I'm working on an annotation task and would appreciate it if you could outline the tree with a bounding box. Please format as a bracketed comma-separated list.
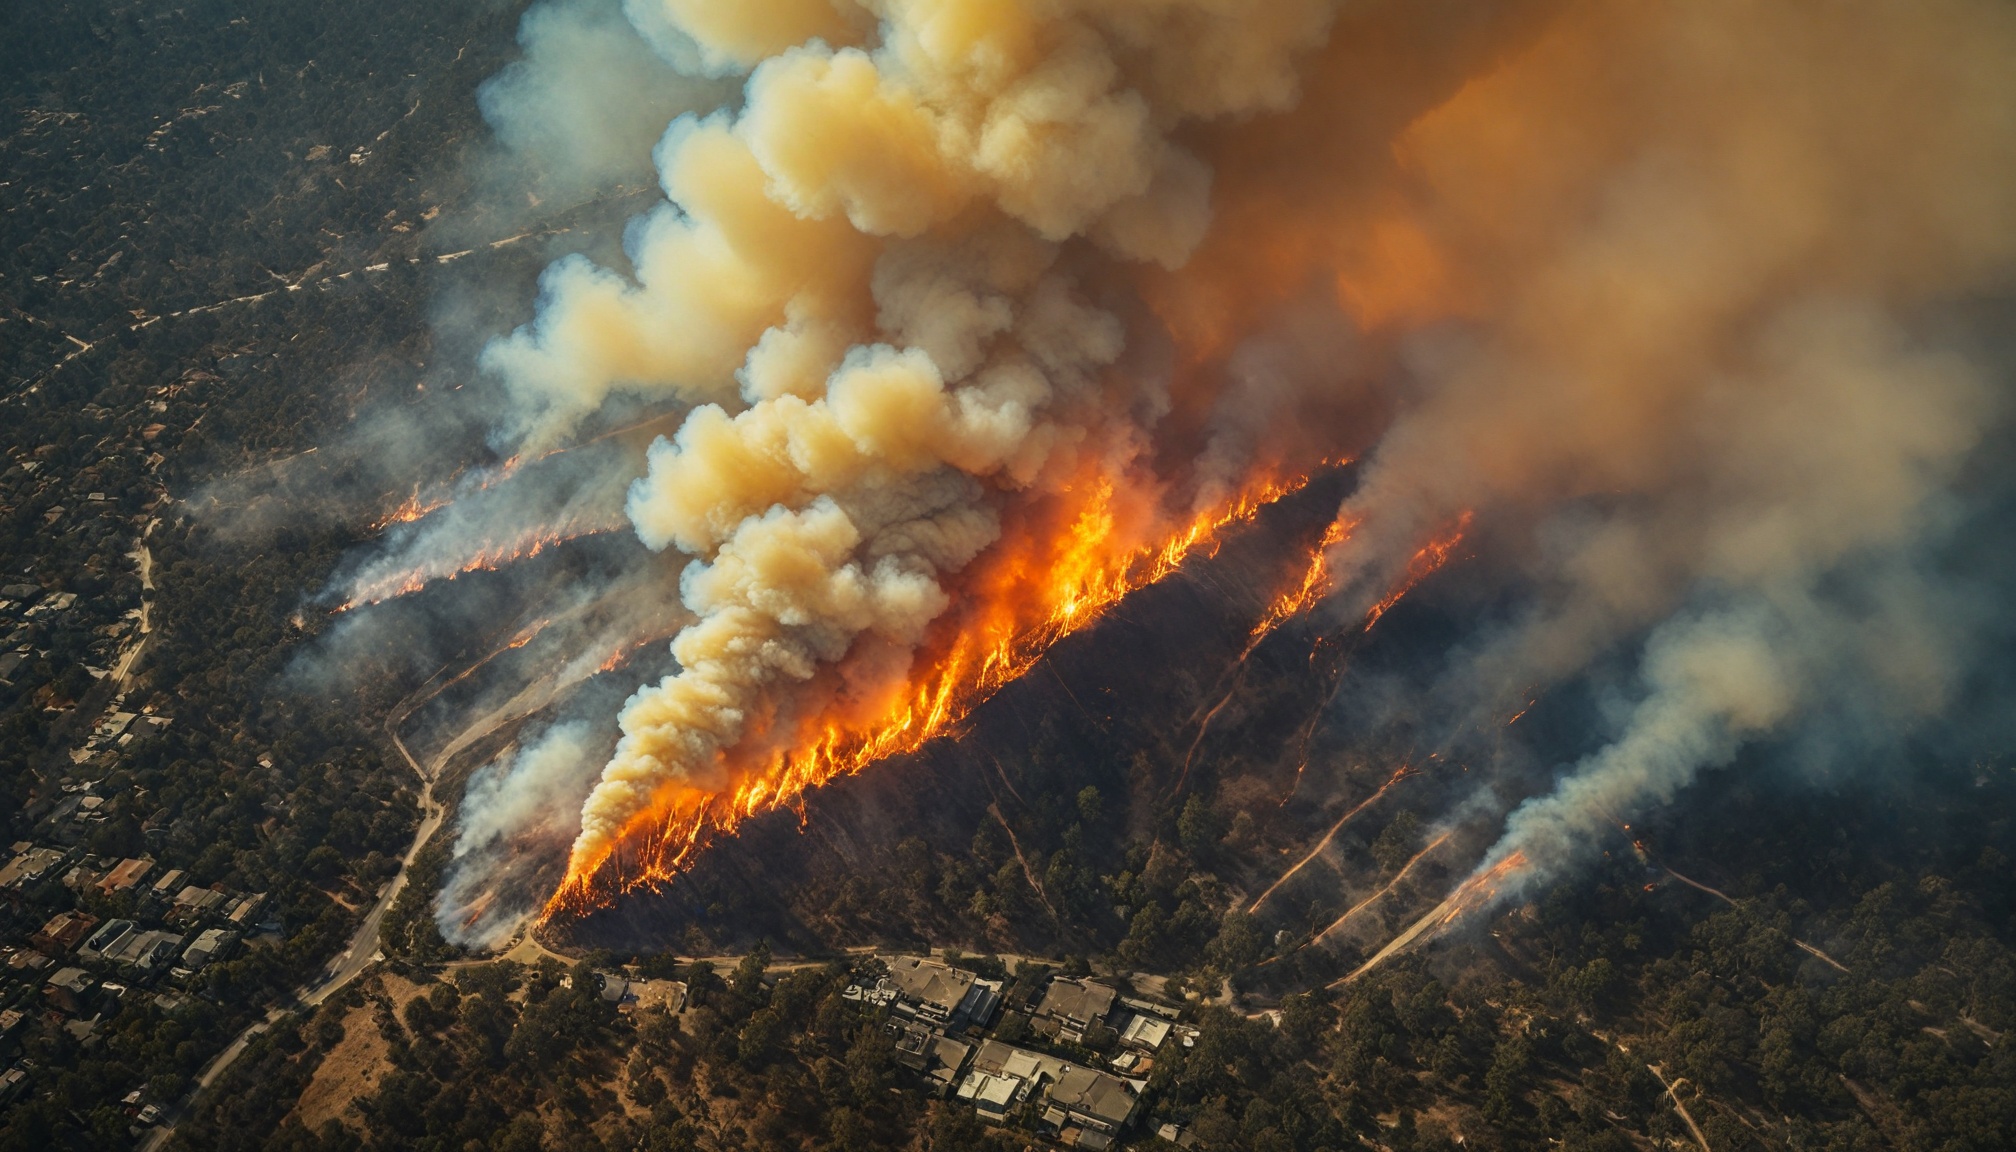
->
[1371, 811, 1421, 873]
[1179, 796, 1223, 856]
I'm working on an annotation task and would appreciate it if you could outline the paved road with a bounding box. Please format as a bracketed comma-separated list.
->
[112, 534, 154, 686]
[302, 725, 445, 1009]
[138, 709, 446, 1150]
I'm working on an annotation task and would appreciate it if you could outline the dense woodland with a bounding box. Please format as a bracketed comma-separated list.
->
[3, 4, 2015, 1152]
[0, 2, 527, 1148]
[167, 764, 2016, 1152]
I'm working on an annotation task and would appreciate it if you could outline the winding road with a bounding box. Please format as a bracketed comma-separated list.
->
[139, 703, 447, 1150]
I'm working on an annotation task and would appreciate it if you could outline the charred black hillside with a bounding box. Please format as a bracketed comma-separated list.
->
[547, 467, 1486, 963]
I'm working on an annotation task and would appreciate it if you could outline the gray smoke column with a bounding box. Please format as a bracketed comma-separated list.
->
[437, 721, 608, 948]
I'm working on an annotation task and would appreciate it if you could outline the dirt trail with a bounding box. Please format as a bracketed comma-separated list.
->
[112, 530, 155, 686]
[1666, 867, 1851, 974]
[1249, 765, 1416, 915]
[1309, 832, 1452, 945]
[1647, 1063, 1713, 1152]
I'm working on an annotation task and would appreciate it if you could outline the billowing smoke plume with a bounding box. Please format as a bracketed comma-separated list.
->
[477, 0, 735, 199]
[437, 720, 610, 948]
[481, 0, 1364, 897]
[379, 0, 2016, 926]
[1281, 0, 2016, 924]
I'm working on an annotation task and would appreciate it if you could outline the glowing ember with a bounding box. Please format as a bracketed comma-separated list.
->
[1171, 495, 1467, 801]
[372, 485, 454, 532]
[1333, 848, 1529, 986]
[431, 617, 556, 695]
[338, 523, 623, 611]
[1361, 511, 1473, 634]
[592, 634, 668, 675]
[544, 468, 1326, 919]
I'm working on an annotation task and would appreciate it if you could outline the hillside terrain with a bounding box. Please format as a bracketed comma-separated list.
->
[0, 4, 2013, 1152]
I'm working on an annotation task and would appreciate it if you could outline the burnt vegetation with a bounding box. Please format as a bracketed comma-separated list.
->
[2, 3, 2014, 1152]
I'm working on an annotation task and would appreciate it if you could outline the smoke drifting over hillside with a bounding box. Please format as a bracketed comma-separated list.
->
[1307, 0, 2016, 927]
[335, 0, 2016, 941]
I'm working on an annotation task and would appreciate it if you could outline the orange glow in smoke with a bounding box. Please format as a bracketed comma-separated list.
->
[1335, 848, 1530, 986]
[544, 465, 1330, 919]
[338, 524, 622, 611]
[1362, 511, 1473, 633]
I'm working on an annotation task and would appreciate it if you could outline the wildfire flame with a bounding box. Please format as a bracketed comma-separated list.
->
[338, 523, 623, 612]
[1247, 513, 1360, 653]
[591, 633, 672, 676]
[1361, 510, 1474, 634]
[1333, 848, 1530, 986]
[1181, 508, 1468, 799]
[371, 485, 455, 532]
[363, 416, 674, 536]
[543, 466, 1328, 919]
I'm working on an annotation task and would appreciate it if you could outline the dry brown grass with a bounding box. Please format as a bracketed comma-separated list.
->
[287, 972, 428, 1132]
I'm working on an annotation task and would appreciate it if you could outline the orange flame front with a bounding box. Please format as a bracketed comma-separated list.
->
[371, 485, 454, 532]
[1362, 510, 1473, 633]
[1247, 513, 1360, 652]
[544, 465, 1327, 919]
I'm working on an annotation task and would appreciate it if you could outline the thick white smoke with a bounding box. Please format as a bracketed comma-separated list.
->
[475, 0, 1363, 888]
[402, 0, 2016, 922]
[437, 721, 608, 948]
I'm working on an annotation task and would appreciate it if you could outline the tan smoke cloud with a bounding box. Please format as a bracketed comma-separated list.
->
[473, 0, 2016, 908]
[1268, 0, 2016, 895]
[486, 0, 1395, 893]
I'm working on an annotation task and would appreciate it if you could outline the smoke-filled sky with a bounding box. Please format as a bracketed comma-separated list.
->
[321, 0, 2016, 944]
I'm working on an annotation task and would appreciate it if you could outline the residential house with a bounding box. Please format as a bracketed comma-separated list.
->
[223, 892, 268, 927]
[43, 967, 95, 1014]
[1117, 1012, 1172, 1050]
[30, 911, 98, 955]
[1047, 1064, 1144, 1137]
[881, 955, 1004, 1032]
[105, 930, 185, 974]
[180, 928, 239, 970]
[0, 845, 75, 897]
[147, 869, 185, 899]
[1033, 977, 1120, 1043]
[170, 885, 228, 923]
[954, 1039, 1144, 1143]
[96, 857, 153, 897]
[892, 1020, 975, 1096]
[80, 919, 136, 961]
